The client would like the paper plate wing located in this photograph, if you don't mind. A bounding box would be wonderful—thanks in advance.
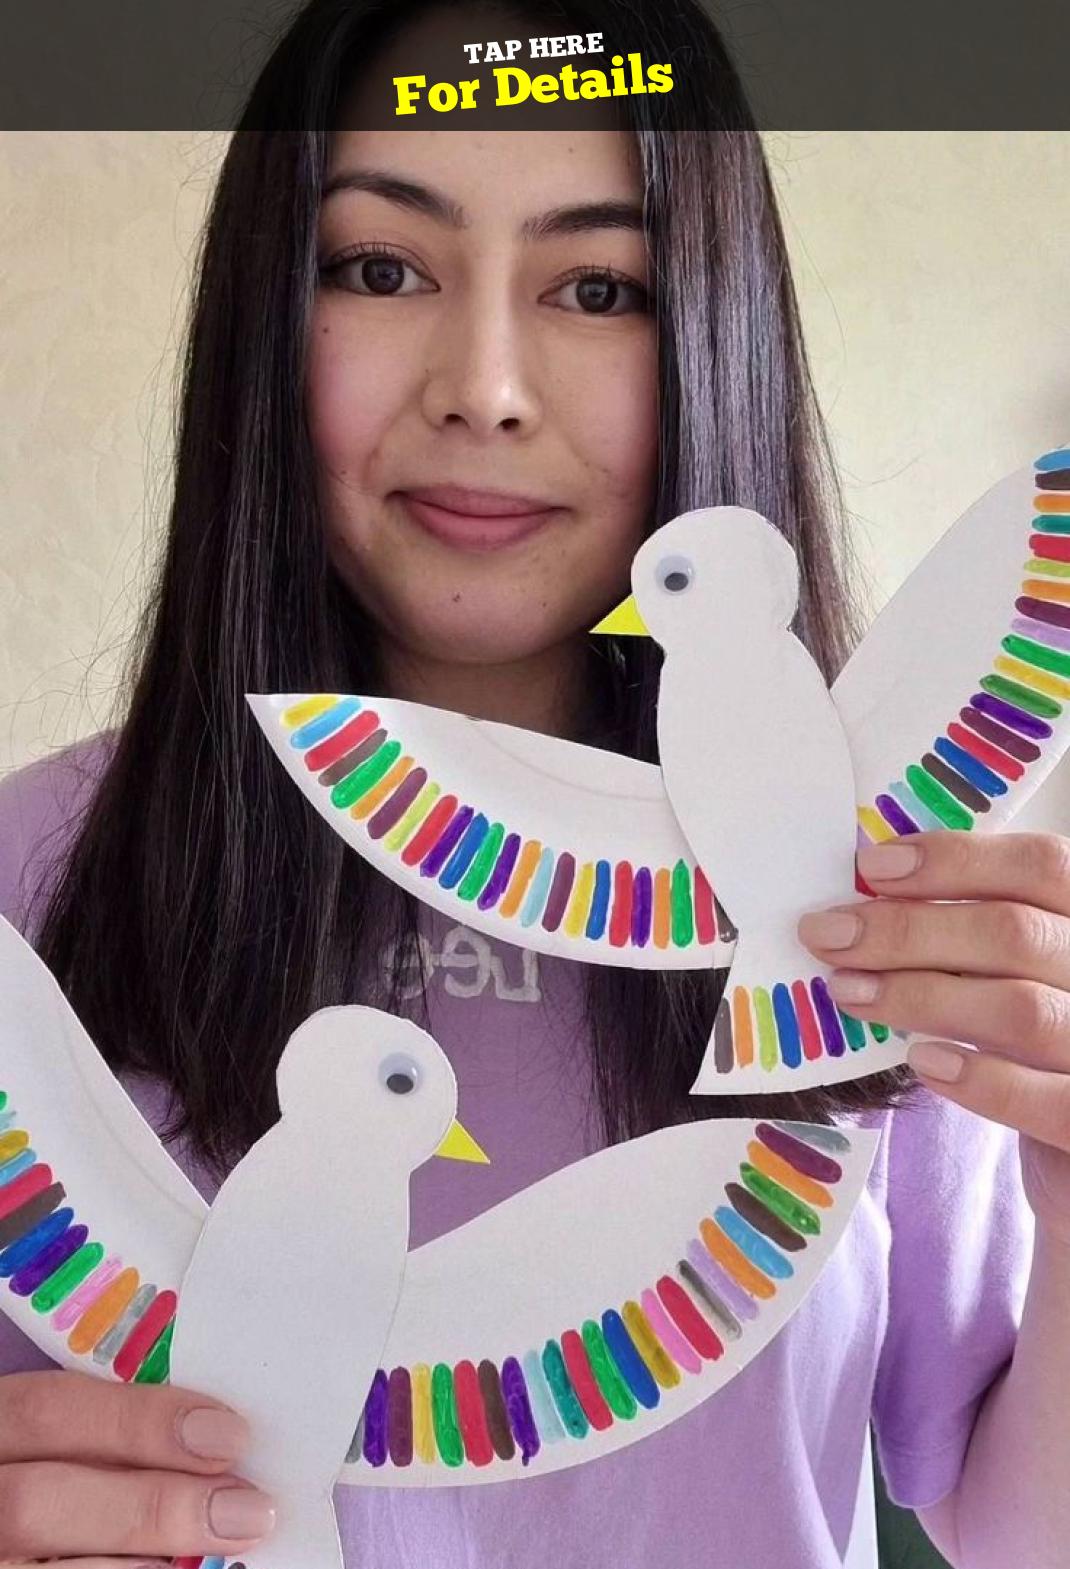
[833,447,1070,844]
[249,448,1070,1102]
[0,915,206,1377]
[341,1117,877,1485]
[246,693,734,969]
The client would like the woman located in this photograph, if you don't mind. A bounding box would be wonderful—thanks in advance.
[0,2,1068,1566]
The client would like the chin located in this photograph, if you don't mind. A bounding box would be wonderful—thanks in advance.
[401,602,575,668]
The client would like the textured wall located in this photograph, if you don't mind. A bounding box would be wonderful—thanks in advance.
[2,132,1069,823]
[0,132,225,769]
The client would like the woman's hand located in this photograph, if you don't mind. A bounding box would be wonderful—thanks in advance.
[797,830,1070,1244]
[0,1368,275,1566]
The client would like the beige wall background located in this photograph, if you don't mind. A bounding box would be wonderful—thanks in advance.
[3,131,1070,819]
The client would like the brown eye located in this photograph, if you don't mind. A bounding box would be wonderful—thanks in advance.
[320,248,436,298]
[576,277,618,313]
[546,270,650,317]
[361,256,405,295]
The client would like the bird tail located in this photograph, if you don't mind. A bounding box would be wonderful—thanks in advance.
[689,932,894,1094]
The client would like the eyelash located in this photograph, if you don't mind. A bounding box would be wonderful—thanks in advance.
[554,264,651,314]
[318,243,652,314]
[319,240,432,289]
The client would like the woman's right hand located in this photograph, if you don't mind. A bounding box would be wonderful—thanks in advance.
[0,1369,276,1567]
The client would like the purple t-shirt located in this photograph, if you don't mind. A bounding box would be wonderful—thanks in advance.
[0,738,1034,1568]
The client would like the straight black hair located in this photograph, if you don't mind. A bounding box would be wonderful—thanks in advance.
[33,0,914,1174]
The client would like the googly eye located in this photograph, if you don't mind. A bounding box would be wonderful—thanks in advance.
[380,1052,421,1095]
[656,554,694,594]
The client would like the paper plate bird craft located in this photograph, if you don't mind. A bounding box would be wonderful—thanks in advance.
[0,909,876,1565]
[248,447,1070,1096]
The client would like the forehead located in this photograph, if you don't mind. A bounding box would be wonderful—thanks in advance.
[323,129,643,226]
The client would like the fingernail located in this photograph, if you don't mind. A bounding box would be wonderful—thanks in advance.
[857,842,921,880]
[826,970,881,1004]
[179,1406,251,1461]
[797,911,861,950]
[908,1041,966,1083]
[209,1485,277,1541]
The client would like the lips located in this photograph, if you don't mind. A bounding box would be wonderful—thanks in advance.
[395,485,562,551]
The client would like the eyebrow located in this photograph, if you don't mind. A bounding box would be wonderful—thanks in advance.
[321,168,645,240]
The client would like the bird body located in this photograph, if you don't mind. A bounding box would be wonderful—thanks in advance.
[660,640,855,935]
[625,509,863,1091]
[168,1007,465,1569]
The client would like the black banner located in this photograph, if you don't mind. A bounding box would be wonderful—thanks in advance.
[0,0,1065,131]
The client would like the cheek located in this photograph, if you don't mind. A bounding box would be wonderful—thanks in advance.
[546,329,659,552]
[305,311,409,496]
[575,346,658,504]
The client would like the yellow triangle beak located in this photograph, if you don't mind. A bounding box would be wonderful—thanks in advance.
[434,1118,490,1164]
[590,593,650,637]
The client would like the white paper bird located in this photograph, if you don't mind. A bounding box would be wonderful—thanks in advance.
[248,448,1070,1095]
[168,1006,485,1569]
[0,911,876,1546]
[601,507,861,1089]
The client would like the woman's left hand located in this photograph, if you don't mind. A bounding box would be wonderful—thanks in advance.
[797,830,1070,1244]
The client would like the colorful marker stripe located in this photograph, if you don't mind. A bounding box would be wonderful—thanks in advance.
[858,449,1069,847]
[0,1090,180,1386]
[706,975,892,1075]
[353,1118,854,1471]
[276,698,720,955]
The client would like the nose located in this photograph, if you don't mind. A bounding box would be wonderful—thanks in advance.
[420,280,542,439]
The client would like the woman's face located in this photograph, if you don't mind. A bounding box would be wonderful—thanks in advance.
[307,126,658,669]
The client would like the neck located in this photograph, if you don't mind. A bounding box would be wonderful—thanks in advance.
[379,635,594,740]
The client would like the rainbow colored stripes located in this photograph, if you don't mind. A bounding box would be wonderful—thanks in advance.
[351,1118,852,1472]
[277,695,729,953]
[858,448,1070,844]
[0,1089,178,1384]
[278,697,886,1072]
[708,977,890,1075]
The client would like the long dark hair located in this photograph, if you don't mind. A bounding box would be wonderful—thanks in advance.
[33,0,913,1174]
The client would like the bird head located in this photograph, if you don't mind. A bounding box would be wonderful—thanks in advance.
[275,1006,488,1168]
[590,507,800,650]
